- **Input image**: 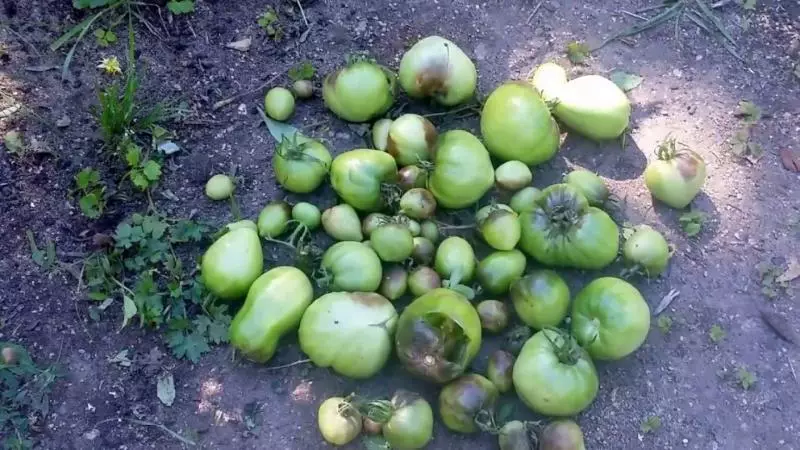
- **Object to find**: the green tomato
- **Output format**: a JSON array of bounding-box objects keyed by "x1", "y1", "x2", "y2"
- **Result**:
[
  {"x1": 644, "y1": 139, "x2": 707, "y2": 209},
  {"x1": 292, "y1": 202, "x2": 321, "y2": 230},
  {"x1": 257, "y1": 201, "x2": 292, "y2": 238},
  {"x1": 427, "y1": 130, "x2": 495, "y2": 209},
  {"x1": 264, "y1": 87, "x2": 295, "y2": 121},
  {"x1": 420, "y1": 220, "x2": 439, "y2": 243},
  {"x1": 380, "y1": 265, "x2": 408, "y2": 301},
  {"x1": 411, "y1": 237, "x2": 435, "y2": 265},
  {"x1": 486, "y1": 350, "x2": 514, "y2": 394},
  {"x1": 320, "y1": 241, "x2": 383, "y2": 292},
  {"x1": 371, "y1": 223, "x2": 414, "y2": 262},
  {"x1": 321, "y1": 204, "x2": 363, "y2": 241},
  {"x1": 530, "y1": 61, "x2": 568, "y2": 104},
  {"x1": 273, "y1": 135, "x2": 332, "y2": 194},
  {"x1": 407, "y1": 266, "x2": 441, "y2": 297},
  {"x1": 553, "y1": 75, "x2": 630, "y2": 141},
  {"x1": 540, "y1": 420, "x2": 586, "y2": 450},
  {"x1": 330, "y1": 149, "x2": 398, "y2": 212},
  {"x1": 399, "y1": 188, "x2": 437, "y2": 220},
  {"x1": 477, "y1": 300, "x2": 509, "y2": 333},
  {"x1": 362, "y1": 212, "x2": 391, "y2": 238},
  {"x1": 623, "y1": 224, "x2": 670, "y2": 276},
  {"x1": 292, "y1": 79, "x2": 313, "y2": 99},
  {"x1": 318, "y1": 397, "x2": 362, "y2": 446},
  {"x1": 398, "y1": 165, "x2": 428, "y2": 191},
  {"x1": 387, "y1": 114, "x2": 437, "y2": 166},
  {"x1": 563, "y1": 169, "x2": 609, "y2": 207},
  {"x1": 510, "y1": 270, "x2": 570, "y2": 329},
  {"x1": 372, "y1": 118, "x2": 393, "y2": 150},
  {"x1": 224, "y1": 219, "x2": 257, "y2": 233},
  {"x1": 498, "y1": 420, "x2": 537, "y2": 450},
  {"x1": 481, "y1": 82, "x2": 560, "y2": 165},
  {"x1": 379, "y1": 391, "x2": 434, "y2": 450},
  {"x1": 571, "y1": 277, "x2": 650, "y2": 360},
  {"x1": 434, "y1": 236, "x2": 475, "y2": 285},
  {"x1": 399, "y1": 36, "x2": 477, "y2": 106},
  {"x1": 323, "y1": 60, "x2": 396, "y2": 122},
  {"x1": 395, "y1": 288, "x2": 482, "y2": 383},
  {"x1": 201, "y1": 227, "x2": 263, "y2": 300},
  {"x1": 300, "y1": 292, "x2": 397, "y2": 378},
  {"x1": 477, "y1": 250, "x2": 526, "y2": 295},
  {"x1": 205, "y1": 174, "x2": 235, "y2": 200},
  {"x1": 229, "y1": 267, "x2": 313, "y2": 363},
  {"x1": 513, "y1": 329, "x2": 599, "y2": 416},
  {"x1": 438, "y1": 374, "x2": 498, "y2": 433},
  {"x1": 477, "y1": 204, "x2": 521, "y2": 251},
  {"x1": 495, "y1": 160, "x2": 533, "y2": 191},
  {"x1": 518, "y1": 184, "x2": 619, "y2": 270},
  {"x1": 509, "y1": 186, "x2": 541, "y2": 214}
]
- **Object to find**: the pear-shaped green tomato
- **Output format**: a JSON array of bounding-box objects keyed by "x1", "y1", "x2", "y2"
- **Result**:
[
  {"x1": 553, "y1": 75, "x2": 631, "y2": 141},
  {"x1": 434, "y1": 236, "x2": 476, "y2": 284},
  {"x1": 386, "y1": 114, "x2": 437, "y2": 166},
  {"x1": 481, "y1": 82, "x2": 561, "y2": 165},
  {"x1": 530, "y1": 61, "x2": 568, "y2": 104},
  {"x1": 257, "y1": 201, "x2": 291, "y2": 238},
  {"x1": 201, "y1": 227, "x2": 263, "y2": 300},
  {"x1": 322, "y1": 204, "x2": 363, "y2": 241},
  {"x1": 398, "y1": 36, "x2": 477, "y2": 106},
  {"x1": 323, "y1": 60, "x2": 396, "y2": 122},
  {"x1": 330, "y1": 149, "x2": 398, "y2": 212}
]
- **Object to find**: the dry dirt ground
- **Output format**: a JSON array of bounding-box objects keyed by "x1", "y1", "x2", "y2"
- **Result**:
[{"x1": 1, "y1": 0, "x2": 799, "y2": 449}]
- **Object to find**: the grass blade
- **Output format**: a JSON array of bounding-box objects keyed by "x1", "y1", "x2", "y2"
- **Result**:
[
  {"x1": 50, "y1": 15, "x2": 96, "y2": 51},
  {"x1": 691, "y1": 2, "x2": 744, "y2": 61},
  {"x1": 597, "y1": 1, "x2": 684, "y2": 49},
  {"x1": 59, "y1": 8, "x2": 114, "y2": 81},
  {"x1": 694, "y1": 0, "x2": 736, "y2": 46}
]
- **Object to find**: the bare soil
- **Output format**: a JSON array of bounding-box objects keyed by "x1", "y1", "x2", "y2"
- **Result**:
[{"x1": 1, "y1": 0, "x2": 799, "y2": 449}]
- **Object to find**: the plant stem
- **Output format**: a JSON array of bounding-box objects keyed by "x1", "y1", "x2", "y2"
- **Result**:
[
  {"x1": 128, "y1": 419, "x2": 196, "y2": 446},
  {"x1": 262, "y1": 237, "x2": 297, "y2": 252},
  {"x1": 264, "y1": 358, "x2": 311, "y2": 370}
]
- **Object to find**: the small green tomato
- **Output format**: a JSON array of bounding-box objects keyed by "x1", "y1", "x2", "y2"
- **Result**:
[
  {"x1": 292, "y1": 80, "x2": 314, "y2": 99},
  {"x1": 292, "y1": 202, "x2": 321, "y2": 230},
  {"x1": 205, "y1": 174, "x2": 235, "y2": 200},
  {"x1": 264, "y1": 87, "x2": 295, "y2": 121}
]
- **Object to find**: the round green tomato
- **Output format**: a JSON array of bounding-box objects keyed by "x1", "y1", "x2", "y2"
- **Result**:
[
  {"x1": 299, "y1": 292, "x2": 397, "y2": 379},
  {"x1": 571, "y1": 277, "x2": 650, "y2": 360},
  {"x1": 509, "y1": 186, "x2": 541, "y2": 214},
  {"x1": 513, "y1": 329, "x2": 599, "y2": 416},
  {"x1": 439, "y1": 374, "x2": 498, "y2": 433},
  {"x1": 510, "y1": 270, "x2": 570, "y2": 329},
  {"x1": 407, "y1": 266, "x2": 441, "y2": 297},
  {"x1": 292, "y1": 79, "x2": 313, "y2": 99},
  {"x1": 201, "y1": 227, "x2": 263, "y2": 300},
  {"x1": 481, "y1": 82, "x2": 560, "y2": 165},
  {"x1": 427, "y1": 130, "x2": 494, "y2": 209},
  {"x1": 330, "y1": 149, "x2": 398, "y2": 212},
  {"x1": 273, "y1": 135, "x2": 332, "y2": 194},
  {"x1": 563, "y1": 169, "x2": 609, "y2": 207},
  {"x1": 323, "y1": 60, "x2": 396, "y2": 122},
  {"x1": 292, "y1": 202, "x2": 321, "y2": 230},
  {"x1": 320, "y1": 241, "x2": 383, "y2": 292},
  {"x1": 257, "y1": 201, "x2": 292, "y2": 238},
  {"x1": 477, "y1": 250, "x2": 526, "y2": 295},
  {"x1": 623, "y1": 224, "x2": 670, "y2": 276},
  {"x1": 264, "y1": 87, "x2": 295, "y2": 121},
  {"x1": 434, "y1": 236, "x2": 475, "y2": 284},
  {"x1": 205, "y1": 174, "x2": 235, "y2": 200},
  {"x1": 318, "y1": 397, "x2": 362, "y2": 446},
  {"x1": 382, "y1": 391, "x2": 434, "y2": 449},
  {"x1": 476, "y1": 204, "x2": 521, "y2": 251},
  {"x1": 420, "y1": 220, "x2": 439, "y2": 243},
  {"x1": 495, "y1": 160, "x2": 533, "y2": 191},
  {"x1": 371, "y1": 223, "x2": 414, "y2": 262},
  {"x1": 644, "y1": 140, "x2": 707, "y2": 209}
]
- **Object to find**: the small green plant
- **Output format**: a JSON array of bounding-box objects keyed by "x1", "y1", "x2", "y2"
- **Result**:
[
  {"x1": 639, "y1": 415, "x2": 661, "y2": 434},
  {"x1": 736, "y1": 366, "x2": 757, "y2": 390},
  {"x1": 1, "y1": 343, "x2": 59, "y2": 450},
  {"x1": 124, "y1": 144, "x2": 162, "y2": 191},
  {"x1": 709, "y1": 324, "x2": 726, "y2": 344},
  {"x1": 678, "y1": 210, "x2": 707, "y2": 237},
  {"x1": 730, "y1": 100, "x2": 764, "y2": 162},
  {"x1": 82, "y1": 213, "x2": 229, "y2": 362},
  {"x1": 288, "y1": 61, "x2": 315, "y2": 81},
  {"x1": 73, "y1": 168, "x2": 107, "y2": 219},
  {"x1": 26, "y1": 231, "x2": 58, "y2": 273},
  {"x1": 755, "y1": 261, "x2": 788, "y2": 299},
  {"x1": 94, "y1": 28, "x2": 117, "y2": 46},
  {"x1": 257, "y1": 7, "x2": 283, "y2": 40},
  {"x1": 166, "y1": 0, "x2": 195, "y2": 14},
  {"x1": 566, "y1": 41, "x2": 590, "y2": 64},
  {"x1": 657, "y1": 315, "x2": 673, "y2": 334},
  {"x1": 3, "y1": 130, "x2": 27, "y2": 158}
]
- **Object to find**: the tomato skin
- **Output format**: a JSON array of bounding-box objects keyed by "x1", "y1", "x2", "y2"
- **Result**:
[
  {"x1": 481, "y1": 82, "x2": 561, "y2": 165},
  {"x1": 644, "y1": 142, "x2": 707, "y2": 209},
  {"x1": 438, "y1": 374, "x2": 498, "y2": 433},
  {"x1": 257, "y1": 201, "x2": 291, "y2": 238},
  {"x1": 427, "y1": 130, "x2": 495, "y2": 209},
  {"x1": 434, "y1": 236, "x2": 476, "y2": 284},
  {"x1": 513, "y1": 329, "x2": 599, "y2": 416},
  {"x1": 509, "y1": 186, "x2": 542, "y2": 214},
  {"x1": 201, "y1": 227, "x2": 263, "y2": 300},
  {"x1": 386, "y1": 114, "x2": 437, "y2": 166},
  {"x1": 229, "y1": 267, "x2": 313, "y2": 363},
  {"x1": 300, "y1": 292, "x2": 398, "y2": 379},
  {"x1": 323, "y1": 61, "x2": 396, "y2": 122},
  {"x1": 399, "y1": 36, "x2": 477, "y2": 106},
  {"x1": 518, "y1": 184, "x2": 619, "y2": 270},
  {"x1": 395, "y1": 288, "x2": 482, "y2": 383},
  {"x1": 563, "y1": 169, "x2": 609, "y2": 207},
  {"x1": 571, "y1": 277, "x2": 651, "y2": 360},
  {"x1": 205, "y1": 174, "x2": 235, "y2": 200},
  {"x1": 510, "y1": 270, "x2": 570, "y2": 329},
  {"x1": 495, "y1": 160, "x2": 533, "y2": 191},
  {"x1": 476, "y1": 204, "x2": 520, "y2": 251},
  {"x1": 330, "y1": 149, "x2": 398, "y2": 212},
  {"x1": 371, "y1": 224, "x2": 414, "y2": 262},
  {"x1": 477, "y1": 250, "x2": 526, "y2": 295},
  {"x1": 273, "y1": 136, "x2": 332, "y2": 194},
  {"x1": 318, "y1": 397, "x2": 362, "y2": 446},
  {"x1": 321, "y1": 241, "x2": 383, "y2": 292},
  {"x1": 622, "y1": 224, "x2": 670, "y2": 276},
  {"x1": 553, "y1": 75, "x2": 630, "y2": 141},
  {"x1": 382, "y1": 391, "x2": 434, "y2": 449}
]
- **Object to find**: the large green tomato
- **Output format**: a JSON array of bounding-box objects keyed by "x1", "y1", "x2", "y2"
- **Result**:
[
  {"x1": 320, "y1": 241, "x2": 383, "y2": 292},
  {"x1": 553, "y1": 75, "x2": 630, "y2": 141},
  {"x1": 427, "y1": 130, "x2": 494, "y2": 209},
  {"x1": 518, "y1": 184, "x2": 619, "y2": 270},
  {"x1": 644, "y1": 138, "x2": 707, "y2": 209},
  {"x1": 229, "y1": 267, "x2": 313, "y2": 363},
  {"x1": 513, "y1": 329, "x2": 599, "y2": 416},
  {"x1": 476, "y1": 250, "x2": 526, "y2": 295},
  {"x1": 571, "y1": 277, "x2": 650, "y2": 360},
  {"x1": 330, "y1": 149, "x2": 398, "y2": 212},
  {"x1": 201, "y1": 227, "x2": 263, "y2": 300},
  {"x1": 481, "y1": 82, "x2": 560, "y2": 165},
  {"x1": 395, "y1": 288, "x2": 482, "y2": 383},
  {"x1": 322, "y1": 60, "x2": 396, "y2": 122},
  {"x1": 272, "y1": 134, "x2": 332, "y2": 193},
  {"x1": 510, "y1": 270, "x2": 570, "y2": 329},
  {"x1": 434, "y1": 236, "x2": 475, "y2": 285},
  {"x1": 398, "y1": 36, "x2": 477, "y2": 106},
  {"x1": 299, "y1": 292, "x2": 397, "y2": 379}
]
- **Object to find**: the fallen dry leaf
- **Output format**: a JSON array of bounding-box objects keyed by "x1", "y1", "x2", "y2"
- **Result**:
[
  {"x1": 226, "y1": 38, "x2": 252, "y2": 52},
  {"x1": 780, "y1": 149, "x2": 800, "y2": 173},
  {"x1": 776, "y1": 258, "x2": 800, "y2": 284},
  {"x1": 759, "y1": 309, "x2": 798, "y2": 345},
  {"x1": 654, "y1": 289, "x2": 680, "y2": 315}
]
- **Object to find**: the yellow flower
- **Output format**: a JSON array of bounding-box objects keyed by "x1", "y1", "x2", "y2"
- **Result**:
[{"x1": 97, "y1": 56, "x2": 122, "y2": 75}]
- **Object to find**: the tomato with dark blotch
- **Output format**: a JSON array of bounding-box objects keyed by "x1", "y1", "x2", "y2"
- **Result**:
[
  {"x1": 438, "y1": 374, "x2": 498, "y2": 433},
  {"x1": 330, "y1": 149, "x2": 398, "y2": 212},
  {"x1": 644, "y1": 138, "x2": 707, "y2": 209}
]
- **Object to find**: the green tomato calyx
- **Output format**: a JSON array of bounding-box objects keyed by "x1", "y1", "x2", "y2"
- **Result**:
[
  {"x1": 539, "y1": 185, "x2": 589, "y2": 234},
  {"x1": 395, "y1": 312, "x2": 472, "y2": 383},
  {"x1": 543, "y1": 327, "x2": 585, "y2": 366}
]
